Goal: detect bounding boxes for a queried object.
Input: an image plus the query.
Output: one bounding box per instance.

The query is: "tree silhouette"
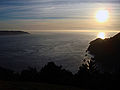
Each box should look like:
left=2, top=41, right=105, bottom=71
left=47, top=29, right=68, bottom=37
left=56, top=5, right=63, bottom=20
left=0, top=66, right=14, bottom=80
left=40, top=62, right=73, bottom=83
left=20, top=67, right=38, bottom=81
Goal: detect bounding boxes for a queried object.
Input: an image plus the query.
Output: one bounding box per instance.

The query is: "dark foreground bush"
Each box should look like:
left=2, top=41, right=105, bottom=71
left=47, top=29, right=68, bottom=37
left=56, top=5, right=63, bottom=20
left=0, top=66, right=14, bottom=80
left=0, top=61, right=120, bottom=90
left=40, top=62, right=73, bottom=84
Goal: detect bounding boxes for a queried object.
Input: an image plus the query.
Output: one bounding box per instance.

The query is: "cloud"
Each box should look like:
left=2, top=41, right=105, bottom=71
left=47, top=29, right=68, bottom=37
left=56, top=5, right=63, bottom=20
left=0, top=0, right=119, bottom=31
left=0, top=18, right=119, bottom=31
left=0, top=0, right=119, bottom=20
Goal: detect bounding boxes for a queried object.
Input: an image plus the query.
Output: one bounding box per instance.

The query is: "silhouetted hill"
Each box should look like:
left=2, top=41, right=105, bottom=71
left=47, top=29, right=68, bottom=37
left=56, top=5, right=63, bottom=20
left=0, top=31, right=29, bottom=35
left=87, top=32, right=120, bottom=72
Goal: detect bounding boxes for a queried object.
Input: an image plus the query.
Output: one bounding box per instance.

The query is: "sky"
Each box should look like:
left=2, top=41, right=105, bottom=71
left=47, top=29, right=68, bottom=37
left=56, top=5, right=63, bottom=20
left=0, top=0, right=120, bottom=31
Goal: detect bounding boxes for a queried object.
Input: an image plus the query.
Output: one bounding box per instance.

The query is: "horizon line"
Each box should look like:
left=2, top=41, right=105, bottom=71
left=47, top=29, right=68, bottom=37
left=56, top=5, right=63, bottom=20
left=0, top=30, right=120, bottom=33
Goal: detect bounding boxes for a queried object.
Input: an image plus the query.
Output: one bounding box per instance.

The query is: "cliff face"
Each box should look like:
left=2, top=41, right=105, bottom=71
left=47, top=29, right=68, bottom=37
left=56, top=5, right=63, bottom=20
left=0, top=31, right=29, bottom=35
left=87, top=33, right=120, bottom=72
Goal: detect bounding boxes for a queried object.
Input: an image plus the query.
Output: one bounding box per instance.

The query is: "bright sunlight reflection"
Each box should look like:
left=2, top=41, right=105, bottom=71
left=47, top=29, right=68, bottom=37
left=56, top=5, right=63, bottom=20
left=97, top=32, right=105, bottom=39
left=96, top=9, right=109, bottom=23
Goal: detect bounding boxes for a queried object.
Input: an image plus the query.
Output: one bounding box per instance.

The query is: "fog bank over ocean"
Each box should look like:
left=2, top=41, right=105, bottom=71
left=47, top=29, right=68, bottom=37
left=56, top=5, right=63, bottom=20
left=0, top=31, right=118, bottom=73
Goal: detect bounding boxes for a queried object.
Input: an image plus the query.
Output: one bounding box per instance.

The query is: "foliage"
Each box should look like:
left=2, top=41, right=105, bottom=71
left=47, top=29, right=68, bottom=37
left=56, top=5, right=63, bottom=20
left=0, top=60, right=120, bottom=89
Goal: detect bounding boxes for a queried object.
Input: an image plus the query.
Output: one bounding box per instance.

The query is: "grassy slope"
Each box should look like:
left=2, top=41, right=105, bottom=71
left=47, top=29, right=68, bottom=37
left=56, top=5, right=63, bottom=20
left=0, top=81, right=85, bottom=90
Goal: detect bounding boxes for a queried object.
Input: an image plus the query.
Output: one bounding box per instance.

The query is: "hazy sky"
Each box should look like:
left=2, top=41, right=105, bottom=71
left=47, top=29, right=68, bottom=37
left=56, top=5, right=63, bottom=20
left=0, top=0, right=120, bottom=31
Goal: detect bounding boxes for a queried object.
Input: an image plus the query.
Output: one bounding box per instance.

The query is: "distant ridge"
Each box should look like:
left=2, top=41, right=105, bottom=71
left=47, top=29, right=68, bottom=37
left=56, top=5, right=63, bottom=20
left=0, top=31, right=29, bottom=35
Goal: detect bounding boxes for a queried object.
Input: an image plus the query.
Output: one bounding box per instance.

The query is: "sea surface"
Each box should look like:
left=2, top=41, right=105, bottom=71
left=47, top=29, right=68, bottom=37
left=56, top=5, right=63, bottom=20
left=0, top=32, right=118, bottom=73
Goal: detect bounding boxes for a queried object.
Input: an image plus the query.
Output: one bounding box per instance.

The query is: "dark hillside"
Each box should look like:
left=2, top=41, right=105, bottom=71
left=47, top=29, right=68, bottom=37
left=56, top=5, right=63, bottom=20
left=87, top=32, right=120, bottom=72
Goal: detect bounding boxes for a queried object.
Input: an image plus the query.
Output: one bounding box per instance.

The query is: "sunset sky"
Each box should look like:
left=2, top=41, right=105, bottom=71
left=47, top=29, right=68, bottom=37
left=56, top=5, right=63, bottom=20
left=0, top=0, right=120, bottom=31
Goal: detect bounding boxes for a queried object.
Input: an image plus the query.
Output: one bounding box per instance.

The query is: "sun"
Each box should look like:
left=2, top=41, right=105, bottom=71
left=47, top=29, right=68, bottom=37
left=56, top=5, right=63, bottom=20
left=96, top=9, right=109, bottom=23
left=97, top=32, right=105, bottom=39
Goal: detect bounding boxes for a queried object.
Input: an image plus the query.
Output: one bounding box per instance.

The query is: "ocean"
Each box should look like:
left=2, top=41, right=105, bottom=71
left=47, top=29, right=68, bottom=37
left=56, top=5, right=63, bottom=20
left=0, top=31, right=118, bottom=73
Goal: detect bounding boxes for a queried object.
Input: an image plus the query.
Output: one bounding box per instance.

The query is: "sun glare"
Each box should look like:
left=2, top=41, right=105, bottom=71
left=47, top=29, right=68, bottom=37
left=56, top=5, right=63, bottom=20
left=97, top=32, right=105, bottom=39
left=96, top=9, right=109, bottom=23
